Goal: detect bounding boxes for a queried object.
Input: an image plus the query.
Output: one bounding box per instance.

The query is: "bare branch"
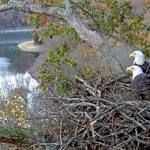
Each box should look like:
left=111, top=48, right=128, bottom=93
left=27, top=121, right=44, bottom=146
left=0, top=0, right=67, bottom=17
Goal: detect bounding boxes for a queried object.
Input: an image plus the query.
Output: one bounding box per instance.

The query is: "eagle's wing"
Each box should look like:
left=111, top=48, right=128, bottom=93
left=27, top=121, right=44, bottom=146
left=141, top=61, right=150, bottom=74
left=132, top=74, right=150, bottom=99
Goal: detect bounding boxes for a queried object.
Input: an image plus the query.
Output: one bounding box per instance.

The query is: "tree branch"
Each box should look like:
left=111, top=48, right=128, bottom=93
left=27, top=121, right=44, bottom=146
left=0, top=0, right=67, bottom=17
left=0, top=0, right=105, bottom=46
left=0, top=0, right=125, bottom=73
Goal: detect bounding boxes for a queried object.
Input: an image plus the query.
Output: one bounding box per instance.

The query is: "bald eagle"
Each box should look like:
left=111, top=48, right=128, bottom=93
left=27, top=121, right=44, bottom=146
left=129, top=51, right=150, bottom=74
left=126, top=65, right=150, bottom=100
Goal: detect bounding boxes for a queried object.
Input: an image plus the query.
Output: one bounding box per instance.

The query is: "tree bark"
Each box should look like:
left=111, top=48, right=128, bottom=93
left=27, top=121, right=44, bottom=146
left=66, top=13, right=125, bottom=74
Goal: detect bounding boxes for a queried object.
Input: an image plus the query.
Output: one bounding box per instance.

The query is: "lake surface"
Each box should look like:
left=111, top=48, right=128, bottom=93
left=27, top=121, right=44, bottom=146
left=0, top=28, right=33, bottom=44
left=0, top=44, right=38, bottom=75
left=0, top=44, right=39, bottom=97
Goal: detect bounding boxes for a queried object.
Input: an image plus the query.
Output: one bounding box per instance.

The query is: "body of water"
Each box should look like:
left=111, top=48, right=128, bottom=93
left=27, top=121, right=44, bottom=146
left=0, top=28, right=33, bottom=44
left=0, top=39, right=39, bottom=97
left=0, top=44, right=38, bottom=74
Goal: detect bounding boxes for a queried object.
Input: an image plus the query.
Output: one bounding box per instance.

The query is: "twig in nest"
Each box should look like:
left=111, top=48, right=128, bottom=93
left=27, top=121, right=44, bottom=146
left=61, top=136, right=75, bottom=150
left=84, top=112, right=96, bottom=139
left=119, top=111, right=146, bottom=131
left=60, top=118, right=63, bottom=146
left=104, top=75, right=130, bottom=86
left=75, top=75, right=101, bottom=97
left=43, top=74, right=150, bottom=149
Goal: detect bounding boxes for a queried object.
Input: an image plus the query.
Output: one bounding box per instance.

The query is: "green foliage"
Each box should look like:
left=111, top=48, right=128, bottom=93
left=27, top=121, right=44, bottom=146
left=0, top=0, right=8, bottom=4
left=27, top=14, right=46, bottom=28
left=78, top=65, right=100, bottom=85
left=27, top=0, right=150, bottom=57
left=0, top=127, right=46, bottom=149
left=79, top=66, right=94, bottom=81
left=39, top=44, right=78, bottom=94
left=76, top=0, right=150, bottom=56
left=0, top=127, right=32, bottom=143
left=144, top=49, right=150, bottom=57
left=39, top=22, right=81, bottom=42
left=0, top=88, right=29, bottom=127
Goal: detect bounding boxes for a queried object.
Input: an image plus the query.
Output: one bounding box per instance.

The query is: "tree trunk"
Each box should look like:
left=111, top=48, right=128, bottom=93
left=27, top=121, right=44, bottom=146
left=66, top=13, right=133, bottom=74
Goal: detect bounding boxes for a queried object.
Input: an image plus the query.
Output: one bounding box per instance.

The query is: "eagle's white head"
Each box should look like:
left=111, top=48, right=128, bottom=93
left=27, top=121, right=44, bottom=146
left=129, top=50, right=145, bottom=65
left=126, top=65, right=143, bottom=80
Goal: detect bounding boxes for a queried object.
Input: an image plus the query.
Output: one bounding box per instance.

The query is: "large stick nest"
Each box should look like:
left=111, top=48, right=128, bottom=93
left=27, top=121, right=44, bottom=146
left=1, top=74, right=150, bottom=150
left=50, top=74, right=150, bottom=150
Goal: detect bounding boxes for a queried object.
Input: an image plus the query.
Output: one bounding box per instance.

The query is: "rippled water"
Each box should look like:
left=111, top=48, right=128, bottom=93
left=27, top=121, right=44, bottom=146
left=0, top=44, right=39, bottom=97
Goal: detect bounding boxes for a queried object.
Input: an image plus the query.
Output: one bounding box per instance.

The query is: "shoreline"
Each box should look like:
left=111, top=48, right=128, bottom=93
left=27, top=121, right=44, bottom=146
left=0, top=28, right=33, bottom=45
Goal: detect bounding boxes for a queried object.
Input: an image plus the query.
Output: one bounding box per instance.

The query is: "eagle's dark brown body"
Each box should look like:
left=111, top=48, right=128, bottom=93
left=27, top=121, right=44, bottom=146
left=131, top=73, right=150, bottom=100
left=135, top=61, right=150, bottom=74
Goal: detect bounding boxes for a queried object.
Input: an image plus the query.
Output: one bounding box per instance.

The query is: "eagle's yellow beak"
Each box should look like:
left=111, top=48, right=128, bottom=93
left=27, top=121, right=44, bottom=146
left=126, top=67, right=132, bottom=75
left=129, top=53, right=135, bottom=58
